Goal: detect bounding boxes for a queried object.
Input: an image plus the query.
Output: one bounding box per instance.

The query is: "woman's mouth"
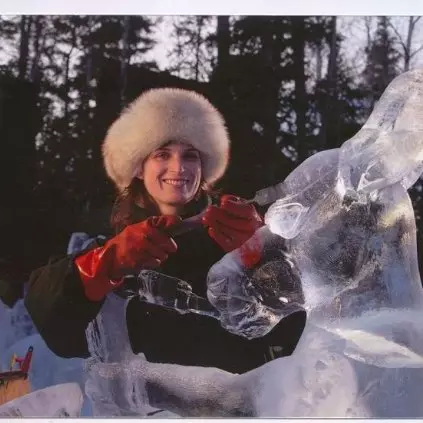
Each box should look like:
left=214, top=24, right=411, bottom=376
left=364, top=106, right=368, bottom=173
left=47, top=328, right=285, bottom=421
left=162, top=179, right=189, bottom=187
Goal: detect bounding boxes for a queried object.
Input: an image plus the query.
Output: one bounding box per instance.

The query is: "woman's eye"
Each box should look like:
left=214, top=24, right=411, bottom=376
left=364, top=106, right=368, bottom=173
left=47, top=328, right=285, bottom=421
left=184, top=152, right=200, bottom=161
left=155, top=151, right=169, bottom=159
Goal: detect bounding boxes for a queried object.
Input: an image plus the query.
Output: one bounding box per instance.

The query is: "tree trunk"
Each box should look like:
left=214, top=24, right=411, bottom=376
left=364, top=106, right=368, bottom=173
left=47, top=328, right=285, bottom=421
left=381, top=17, right=392, bottom=88
left=216, top=16, right=230, bottom=72
left=120, top=16, right=130, bottom=106
left=29, top=17, right=43, bottom=83
left=18, top=16, right=31, bottom=80
left=260, top=18, right=280, bottom=149
left=292, top=17, right=307, bottom=162
left=327, top=17, right=338, bottom=83
left=212, top=16, right=231, bottom=106
left=64, top=26, right=76, bottom=126
left=388, top=16, right=422, bottom=72
left=85, top=17, right=95, bottom=114
left=194, top=16, right=205, bottom=81
left=404, top=16, right=422, bottom=71
left=315, top=42, right=323, bottom=81
left=320, top=16, right=338, bottom=150
left=364, top=16, right=373, bottom=52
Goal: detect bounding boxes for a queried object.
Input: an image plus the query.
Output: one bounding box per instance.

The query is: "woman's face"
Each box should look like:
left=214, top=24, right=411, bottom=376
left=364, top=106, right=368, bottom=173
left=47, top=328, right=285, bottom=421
left=138, top=142, right=202, bottom=215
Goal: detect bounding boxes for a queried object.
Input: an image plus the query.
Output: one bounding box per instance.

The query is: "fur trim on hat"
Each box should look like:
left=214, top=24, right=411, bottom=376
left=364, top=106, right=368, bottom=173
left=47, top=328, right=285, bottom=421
left=102, top=88, right=230, bottom=192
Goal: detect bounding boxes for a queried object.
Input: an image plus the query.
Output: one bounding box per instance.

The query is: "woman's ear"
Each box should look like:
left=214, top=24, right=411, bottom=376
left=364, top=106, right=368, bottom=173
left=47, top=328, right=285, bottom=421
left=133, top=161, right=145, bottom=181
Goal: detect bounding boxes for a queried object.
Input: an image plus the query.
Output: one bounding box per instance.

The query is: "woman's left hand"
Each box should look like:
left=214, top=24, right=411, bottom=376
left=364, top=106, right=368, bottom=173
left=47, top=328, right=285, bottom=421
left=202, top=194, right=264, bottom=253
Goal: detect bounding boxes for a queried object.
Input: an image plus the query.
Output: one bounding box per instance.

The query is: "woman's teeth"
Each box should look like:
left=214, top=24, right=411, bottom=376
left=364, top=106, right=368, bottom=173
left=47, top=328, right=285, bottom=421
left=163, top=179, right=188, bottom=186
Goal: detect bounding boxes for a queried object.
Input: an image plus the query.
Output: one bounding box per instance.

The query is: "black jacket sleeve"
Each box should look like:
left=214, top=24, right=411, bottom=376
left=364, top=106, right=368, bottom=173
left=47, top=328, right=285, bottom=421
left=24, top=248, right=104, bottom=359
left=0, top=279, right=24, bottom=308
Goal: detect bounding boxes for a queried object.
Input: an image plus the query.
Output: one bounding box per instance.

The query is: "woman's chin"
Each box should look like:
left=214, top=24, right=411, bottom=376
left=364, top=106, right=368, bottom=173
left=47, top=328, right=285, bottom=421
left=165, top=195, right=194, bottom=207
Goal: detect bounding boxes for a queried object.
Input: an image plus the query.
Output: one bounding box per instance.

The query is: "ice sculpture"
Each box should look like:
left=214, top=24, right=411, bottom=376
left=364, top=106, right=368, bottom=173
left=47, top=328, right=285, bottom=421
left=0, top=383, right=83, bottom=417
left=83, top=68, right=423, bottom=417
left=84, top=293, right=178, bottom=417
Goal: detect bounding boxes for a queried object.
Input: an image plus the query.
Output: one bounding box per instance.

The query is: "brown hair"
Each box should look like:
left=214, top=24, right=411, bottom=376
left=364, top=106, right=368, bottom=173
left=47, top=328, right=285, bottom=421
left=110, top=177, right=215, bottom=232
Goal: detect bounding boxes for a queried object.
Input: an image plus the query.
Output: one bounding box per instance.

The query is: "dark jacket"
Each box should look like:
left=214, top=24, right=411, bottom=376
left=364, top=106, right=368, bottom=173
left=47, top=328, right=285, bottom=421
left=0, top=279, right=24, bottom=308
left=25, top=199, right=306, bottom=374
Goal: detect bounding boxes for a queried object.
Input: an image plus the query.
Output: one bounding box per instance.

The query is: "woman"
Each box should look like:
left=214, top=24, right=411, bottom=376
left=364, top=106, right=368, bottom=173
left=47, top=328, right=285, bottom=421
left=25, top=88, right=305, bottom=374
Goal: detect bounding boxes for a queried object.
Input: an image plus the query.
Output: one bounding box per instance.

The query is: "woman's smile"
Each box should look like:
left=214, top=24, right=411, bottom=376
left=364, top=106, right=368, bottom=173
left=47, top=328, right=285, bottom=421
left=162, top=178, right=190, bottom=187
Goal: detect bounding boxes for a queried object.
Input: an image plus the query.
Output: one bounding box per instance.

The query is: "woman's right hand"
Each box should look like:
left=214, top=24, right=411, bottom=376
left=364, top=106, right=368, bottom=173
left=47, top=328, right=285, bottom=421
left=74, top=216, right=180, bottom=301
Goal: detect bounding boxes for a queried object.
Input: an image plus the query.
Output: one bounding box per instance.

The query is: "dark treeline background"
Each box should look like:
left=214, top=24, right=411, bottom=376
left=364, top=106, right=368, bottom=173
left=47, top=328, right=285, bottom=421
left=0, top=15, right=423, bottom=283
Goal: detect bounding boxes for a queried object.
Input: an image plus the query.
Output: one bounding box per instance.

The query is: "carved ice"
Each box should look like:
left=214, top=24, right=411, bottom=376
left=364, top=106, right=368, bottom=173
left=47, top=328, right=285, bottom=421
left=82, top=69, right=423, bottom=417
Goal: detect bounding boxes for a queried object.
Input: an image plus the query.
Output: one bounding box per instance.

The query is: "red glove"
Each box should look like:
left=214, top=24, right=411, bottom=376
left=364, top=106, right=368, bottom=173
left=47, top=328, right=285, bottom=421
left=238, top=233, right=263, bottom=269
left=202, top=195, right=264, bottom=263
left=74, top=216, right=180, bottom=301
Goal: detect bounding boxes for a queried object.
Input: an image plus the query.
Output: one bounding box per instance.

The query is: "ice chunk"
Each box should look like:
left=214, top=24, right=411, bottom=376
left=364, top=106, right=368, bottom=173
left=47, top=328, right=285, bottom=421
left=207, top=226, right=304, bottom=338
left=85, top=355, right=252, bottom=417
left=265, top=149, right=339, bottom=239
left=338, top=69, right=423, bottom=194
left=331, top=327, right=423, bottom=368
left=118, top=270, right=219, bottom=318
left=0, top=383, right=83, bottom=417
left=251, top=311, right=423, bottom=418
left=84, top=294, right=169, bottom=416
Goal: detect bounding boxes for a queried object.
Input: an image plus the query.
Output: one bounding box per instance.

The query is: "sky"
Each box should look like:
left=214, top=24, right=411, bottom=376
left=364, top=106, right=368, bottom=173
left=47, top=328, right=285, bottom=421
left=144, top=16, right=423, bottom=75
left=0, top=2, right=423, bottom=76
left=0, top=0, right=423, bottom=16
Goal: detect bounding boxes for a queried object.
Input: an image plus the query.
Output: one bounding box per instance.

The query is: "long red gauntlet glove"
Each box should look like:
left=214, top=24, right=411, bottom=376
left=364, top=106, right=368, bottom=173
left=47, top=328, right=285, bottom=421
left=74, top=216, right=180, bottom=302
left=202, top=195, right=264, bottom=267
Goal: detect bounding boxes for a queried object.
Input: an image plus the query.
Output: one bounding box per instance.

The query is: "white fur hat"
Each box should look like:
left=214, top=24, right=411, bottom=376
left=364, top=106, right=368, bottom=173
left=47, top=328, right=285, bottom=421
left=102, top=88, right=231, bottom=192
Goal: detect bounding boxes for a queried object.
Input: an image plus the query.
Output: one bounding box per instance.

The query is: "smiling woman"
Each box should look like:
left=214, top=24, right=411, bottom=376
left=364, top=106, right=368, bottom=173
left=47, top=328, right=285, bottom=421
left=24, top=88, right=305, bottom=375
left=138, top=142, right=203, bottom=216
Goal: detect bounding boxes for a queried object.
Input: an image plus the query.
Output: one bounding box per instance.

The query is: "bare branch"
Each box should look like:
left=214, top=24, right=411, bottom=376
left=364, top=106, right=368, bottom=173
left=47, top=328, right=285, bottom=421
left=410, top=43, right=423, bottom=58
left=388, top=19, right=407, bottom=53
left=404, top=16, right=414, bottom=71
left=364, top=16, right=373, bottom=49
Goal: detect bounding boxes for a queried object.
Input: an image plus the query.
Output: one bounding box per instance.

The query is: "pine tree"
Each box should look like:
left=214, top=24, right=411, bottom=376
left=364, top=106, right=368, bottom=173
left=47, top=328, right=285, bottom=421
left=0, top=15, right=158, bottom=242
left=362, top=16, right=400, bottom=108
left=167, top=16, right=215, bottom=82
left=311, top=17, right=367, bottom=152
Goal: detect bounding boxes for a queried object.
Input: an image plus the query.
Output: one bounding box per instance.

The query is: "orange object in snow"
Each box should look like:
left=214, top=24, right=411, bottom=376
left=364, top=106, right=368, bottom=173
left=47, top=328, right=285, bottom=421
left=0, top=346, right=34, bottom=406
left=13, top=347, right=33, bottom=374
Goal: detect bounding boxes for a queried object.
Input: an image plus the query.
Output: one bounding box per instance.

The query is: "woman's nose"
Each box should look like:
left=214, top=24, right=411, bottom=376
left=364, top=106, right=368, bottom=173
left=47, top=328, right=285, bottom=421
left=169, top=155, right=185, bottom=172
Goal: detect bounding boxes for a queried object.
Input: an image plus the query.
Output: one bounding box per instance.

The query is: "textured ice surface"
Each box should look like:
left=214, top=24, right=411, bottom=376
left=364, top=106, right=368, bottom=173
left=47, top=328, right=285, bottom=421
left=207, top=227, right=304, bottom=338
left=119, top=270, right=219, bottom=318
left=246, top=310, right=423, bottom=418
left=84, top=294, right=179, bottom=417
left=0, top=383, right=83, bottom=417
